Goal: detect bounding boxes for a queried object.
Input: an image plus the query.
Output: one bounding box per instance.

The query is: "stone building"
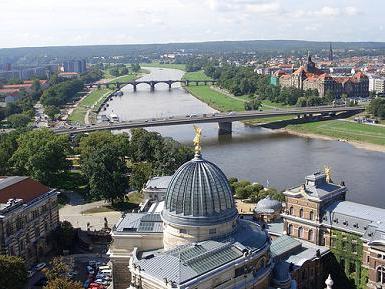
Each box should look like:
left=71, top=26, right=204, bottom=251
left=0, top=176, right=59, bottom=267
left=110, top=152, right=275, bottom=289
left=282, top=170, right=385, bottom=289
left=275, top=54, right=369, bottom=98
left=142, top=176, right=172, bottom=202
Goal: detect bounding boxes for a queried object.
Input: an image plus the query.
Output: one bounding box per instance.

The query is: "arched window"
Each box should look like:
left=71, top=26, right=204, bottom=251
left=298, top=227, right=304, bottom=238
left=288, top=224, right=293, bottom=235
left=308, top=229, right=314, bottom=241
left=377, top=266, right=385, bottom=284
left=299, top=208, right=304, bottom=218
left=289, top=207, right=294, bottom=215
left=309, top=211, right=314, bottom=220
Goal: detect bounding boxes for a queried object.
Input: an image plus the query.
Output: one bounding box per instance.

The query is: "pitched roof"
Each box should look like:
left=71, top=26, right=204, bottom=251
left=0, top=176, right=50, bottom=204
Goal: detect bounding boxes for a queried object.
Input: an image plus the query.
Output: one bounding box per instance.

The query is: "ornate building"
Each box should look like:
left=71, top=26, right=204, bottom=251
left=282, top=170, right=385, bottom=289
left=0, top=176, right=59, bottom=267
left=110, top=128, right=278, bottom=289
left=274, top=54, right=369, bottom=98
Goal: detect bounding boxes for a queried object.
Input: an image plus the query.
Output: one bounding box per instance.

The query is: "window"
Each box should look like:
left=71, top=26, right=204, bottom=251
left=299, top=208, right=304, bottom=218
left=309, top=211, right=314, bottom=221
left=288, top=224, right=293, bottom=235
left=308, top=229, right=314, bottom=241
left=209, top=228, right=216, bottom=235
left=377, top=266, right=385, bottom=284
left=298, top=227, right=304, bottom=238
left=179, top=229, right=187, bottom=234
left=289, top=207, right=294, bottom=215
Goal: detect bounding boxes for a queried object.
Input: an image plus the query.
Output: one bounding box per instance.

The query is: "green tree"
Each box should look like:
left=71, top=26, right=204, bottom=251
left=78, top=131, right=129, bottom=202
left=51, top=221, right=76, bottom=253
left=43, top=257, right=82, bottom=289
left=130, top=162, right=153, bottom=191
left=0, top=255, right=27, bottom=289
left=120, top=67, right=129, bottom=75
left=131, top=63, right=141, bottom=73
left=296, top=96, right=308, bottom=107
left=0, top=130, right=20, bottom=174
left=44, top=105, right=60, bottom=120
left=368, top=98, right=385, bottom=119
left=7, top=113, right=30, bottom=128
left=11, top=129, right=70, bottom=186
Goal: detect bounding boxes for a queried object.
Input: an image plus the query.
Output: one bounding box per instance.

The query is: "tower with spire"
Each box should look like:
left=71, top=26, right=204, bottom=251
left=329, top=42, right=334, bottom=62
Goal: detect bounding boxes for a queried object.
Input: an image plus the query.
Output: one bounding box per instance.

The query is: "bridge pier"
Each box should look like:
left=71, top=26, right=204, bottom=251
left=195, top=81, right=199, bottom=86
left=133, top=84, right=137, bottom=92
left=150, top=82, right=155, bottom=92
left=167, top=81, right=172, bottom=90
left=218, top=122, right=232, bottom=135
left=185, top=80, right=190, bottom=86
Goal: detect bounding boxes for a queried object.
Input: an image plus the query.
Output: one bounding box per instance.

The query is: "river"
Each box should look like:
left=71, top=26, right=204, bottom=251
left=100, top=67, right=385, bottom=208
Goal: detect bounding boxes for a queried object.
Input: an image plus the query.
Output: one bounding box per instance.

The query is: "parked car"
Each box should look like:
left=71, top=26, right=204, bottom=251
left=34, top=263, right=47, bottom=271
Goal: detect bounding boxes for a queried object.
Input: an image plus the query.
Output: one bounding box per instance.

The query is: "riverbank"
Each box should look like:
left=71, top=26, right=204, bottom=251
left=68, top=71, right=148, bottom=124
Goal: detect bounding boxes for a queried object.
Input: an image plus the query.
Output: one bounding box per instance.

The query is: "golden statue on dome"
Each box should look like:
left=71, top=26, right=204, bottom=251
left=193, top=125, right=202, bottom=155
left=324, top=166, right=332, bottom=183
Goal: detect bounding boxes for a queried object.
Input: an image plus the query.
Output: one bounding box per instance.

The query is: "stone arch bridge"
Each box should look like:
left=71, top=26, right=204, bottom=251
left=86, top=79, right=217, bottom=92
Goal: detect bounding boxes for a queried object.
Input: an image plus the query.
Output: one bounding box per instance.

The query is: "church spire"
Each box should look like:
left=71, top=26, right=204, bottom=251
left=329, top=42, right=334, bottom=62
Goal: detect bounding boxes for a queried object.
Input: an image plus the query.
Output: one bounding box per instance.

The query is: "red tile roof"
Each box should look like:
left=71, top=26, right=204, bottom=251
left=0, top=176, right=51, bottom=204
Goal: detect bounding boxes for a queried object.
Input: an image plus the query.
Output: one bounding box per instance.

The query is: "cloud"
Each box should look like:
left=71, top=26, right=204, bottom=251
left=317, top=6, right=340, bottom=17
left=344, top=6, right=359, bottom=16
left=246, top=2, right=281, bottom=14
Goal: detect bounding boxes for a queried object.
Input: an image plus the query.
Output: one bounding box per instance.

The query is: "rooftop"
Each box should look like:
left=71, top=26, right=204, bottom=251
left=133, top=220, right=269, bottom=285
left=144, top=176, right=172, bottom=191
left=0, top=176, right=51, bottom=204
left=114, top=212, right=163, bottom=234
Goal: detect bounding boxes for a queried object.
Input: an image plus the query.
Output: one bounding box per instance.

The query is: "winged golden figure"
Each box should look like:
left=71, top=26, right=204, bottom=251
left=193, top=125, right=202, bottom=155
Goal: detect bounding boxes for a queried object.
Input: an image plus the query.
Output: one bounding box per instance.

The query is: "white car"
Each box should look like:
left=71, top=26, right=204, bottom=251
left=34, top=263, right=47, bottom=271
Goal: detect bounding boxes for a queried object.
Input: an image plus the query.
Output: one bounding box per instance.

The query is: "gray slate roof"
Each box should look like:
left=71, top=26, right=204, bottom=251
left=255, top=196, right=282, bottom=214
left=114, top=213, right=163, bottom=233
left=145, top=176, right=172, bottom=190
left=322, top=201, right=385, bottom=241
left=133, top=220, right=269, bottom=285
left=0, top=176, right=28, bottom=190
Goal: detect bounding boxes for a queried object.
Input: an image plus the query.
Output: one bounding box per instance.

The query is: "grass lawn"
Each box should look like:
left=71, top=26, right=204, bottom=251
left=183, top=70, right=212, bottom=81
left=141, top=62, right=186, bottom=71
left=287, top=120, right=385, bottom=146
left=68, top=88, right=113, bottom=124
left=186, top=85, right=245, bottom=112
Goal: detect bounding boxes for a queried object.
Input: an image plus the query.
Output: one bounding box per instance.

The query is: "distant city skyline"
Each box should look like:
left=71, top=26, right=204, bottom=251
left=1, top=0, right=384, bottom=48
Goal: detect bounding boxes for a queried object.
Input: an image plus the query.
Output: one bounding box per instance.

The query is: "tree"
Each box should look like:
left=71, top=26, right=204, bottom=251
left=120, top=67, right=129, bottom=75
left=296, top=97, right=308, bottom=107
left=10, top=129, right=70, bottom=186
left=40, top=79, right=84, bottom=107
left=0, top=255, right=27, bottom=289
left=131, top=63, right=141, bottom=73
left=78, top=131, right=129, bottom=202
left=0, top=130, right=20, bottom=174
left=6, top=113, right=30, bottom=128
left=129, top=162, right=153, bottom=191
left=43, top=257, right=82, bottom=289
left=51, top=221, right=76, bottom=253
left=368, top=98, right=385, bottom=119
left=44, top=105, right=60, bottom=120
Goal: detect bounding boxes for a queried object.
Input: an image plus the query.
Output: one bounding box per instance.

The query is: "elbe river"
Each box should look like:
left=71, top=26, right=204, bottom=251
left=100, top=67, right=385, bottom=208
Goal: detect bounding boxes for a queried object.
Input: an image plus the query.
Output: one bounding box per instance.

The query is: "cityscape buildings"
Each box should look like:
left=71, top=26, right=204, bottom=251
left=0, top=176, right=59, bottom=267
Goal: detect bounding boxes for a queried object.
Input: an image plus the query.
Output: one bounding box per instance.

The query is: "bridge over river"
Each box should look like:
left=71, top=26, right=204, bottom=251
left=54, top=105, right=364, bottom=135
left=86, top=79, right=217, bottom=92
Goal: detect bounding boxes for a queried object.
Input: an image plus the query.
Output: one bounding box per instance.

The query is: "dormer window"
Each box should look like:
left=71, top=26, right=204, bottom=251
left=333, top=218, right=338, bottom=223
left=353, top=223, right=359, bottom=228
left=343, top=221, right=348, bottom=226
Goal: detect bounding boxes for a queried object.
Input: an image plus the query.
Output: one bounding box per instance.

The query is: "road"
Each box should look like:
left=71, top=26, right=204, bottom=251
left=53, top=105, right=365, bottom=134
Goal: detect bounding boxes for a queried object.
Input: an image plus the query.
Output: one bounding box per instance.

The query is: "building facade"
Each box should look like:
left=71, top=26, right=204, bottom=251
left=275, top=54, right=369, bottom=98
left=282, top=171, right=385, bottom=289
left=0, top=176, right=59, bottom=267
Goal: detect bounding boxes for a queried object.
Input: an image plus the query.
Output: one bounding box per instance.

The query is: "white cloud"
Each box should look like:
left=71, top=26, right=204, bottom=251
left=344, top=6, right=359, bottom=16
left=317, top=6, right=340, bottom=17
left=246, top=2, right=281, bottom=14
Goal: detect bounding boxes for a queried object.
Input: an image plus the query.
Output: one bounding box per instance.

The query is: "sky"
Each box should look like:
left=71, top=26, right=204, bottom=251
left=0, top=0, right=384, bottom=48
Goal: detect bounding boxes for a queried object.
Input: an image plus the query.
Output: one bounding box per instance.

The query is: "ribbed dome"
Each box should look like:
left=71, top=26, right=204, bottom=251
left=254, top=196, right=282, bottom=214
left=162, top=154, right=238, bottom=226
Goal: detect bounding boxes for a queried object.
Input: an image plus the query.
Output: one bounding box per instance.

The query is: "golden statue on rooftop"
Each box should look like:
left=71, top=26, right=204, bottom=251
left=193, top=125, right=202, bottom=155
left=324, top=166, right=332, bottom=183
